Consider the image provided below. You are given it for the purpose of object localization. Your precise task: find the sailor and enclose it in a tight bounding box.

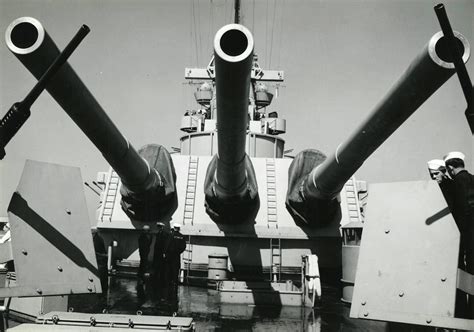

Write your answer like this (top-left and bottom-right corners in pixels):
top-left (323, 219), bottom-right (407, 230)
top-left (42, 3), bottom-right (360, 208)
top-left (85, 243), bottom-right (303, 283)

top-left (427, 159), bottom-right (454, 208)
top-left (427, 159), bottom-right (448, 183)
top-left (137, 225), bottom-right (152, 282)
top-left (165, 223), bottom-right (187, 299)
top-left (444, 151), bottom-right (474, 318)
top-left (152, 222), bottom-right (170, 298)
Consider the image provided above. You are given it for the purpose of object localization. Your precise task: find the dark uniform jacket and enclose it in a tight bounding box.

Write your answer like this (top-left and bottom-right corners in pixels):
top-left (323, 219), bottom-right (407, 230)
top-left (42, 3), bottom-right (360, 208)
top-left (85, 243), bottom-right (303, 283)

top-left (439, 179), bottom-right (455, 210)
top-left (167, 230), bottom-right (186, 257)
top-left (451, 170), bottom-right (474, 270)
top-left (154, 229), bottom-right (170, 259)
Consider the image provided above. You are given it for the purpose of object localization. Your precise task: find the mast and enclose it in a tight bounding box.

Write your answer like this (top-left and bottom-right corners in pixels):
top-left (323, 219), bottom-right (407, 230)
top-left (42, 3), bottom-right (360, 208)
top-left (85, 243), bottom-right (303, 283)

top-left (234, 0), bottom-right (240, 24)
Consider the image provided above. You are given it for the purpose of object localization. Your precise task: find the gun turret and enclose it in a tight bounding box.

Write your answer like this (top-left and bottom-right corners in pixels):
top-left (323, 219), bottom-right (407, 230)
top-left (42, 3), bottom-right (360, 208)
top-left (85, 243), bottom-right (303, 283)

top-left (204, 24), bottom-right (259, 223)
top-left (287, 30), bottom-right (470, 226)
top-left (5, 17), bottom-right (177, 222)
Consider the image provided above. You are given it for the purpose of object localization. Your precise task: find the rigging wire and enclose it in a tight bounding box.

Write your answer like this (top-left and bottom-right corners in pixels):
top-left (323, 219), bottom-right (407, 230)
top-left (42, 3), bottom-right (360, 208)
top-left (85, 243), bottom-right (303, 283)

top-left (269, 0), bottom-right (277, 68)
top-left (192, 0), bottom-right (200, 66)
top-left (185, 1), bottom-right (194, 115)
top-left (197, 0), bottom-right (203, 65)
top-left (207, 0), bottom-right (213, 58)
top-left (189, 1), bottom-right (194, 66)
top-left (252, 0), bottom-right (255, 33)
top-left (224, 0), bottom-right (227, 26)
top-left (277, 0), bottom-right (285, 68)
top-left (265, 0), bottom-right (269, 67)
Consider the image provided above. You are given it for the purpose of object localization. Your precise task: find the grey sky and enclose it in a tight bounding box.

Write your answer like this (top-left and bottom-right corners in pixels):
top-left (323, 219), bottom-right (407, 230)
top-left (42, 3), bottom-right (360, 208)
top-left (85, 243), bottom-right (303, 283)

top-left (1, 0), bottom-right (473, 223)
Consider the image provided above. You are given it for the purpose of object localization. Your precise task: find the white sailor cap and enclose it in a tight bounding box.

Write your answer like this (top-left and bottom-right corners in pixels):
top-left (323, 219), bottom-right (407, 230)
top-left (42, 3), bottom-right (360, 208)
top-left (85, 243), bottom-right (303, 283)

top-left (444, 151), bottom-right (465, 162)
top-left (172, 223), bottom-right (181, 229)
top-left (427, 159), bottom-right (445, 171)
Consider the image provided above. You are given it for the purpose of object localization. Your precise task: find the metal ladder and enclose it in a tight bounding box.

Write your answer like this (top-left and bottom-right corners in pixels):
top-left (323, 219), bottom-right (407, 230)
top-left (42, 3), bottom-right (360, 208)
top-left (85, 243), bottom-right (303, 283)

top-left (266, 159), bottom-right (278, 228)
top-left (100, 170), bottom-right (119, 222)
top-left (344, 177), bottom-right (362, 223)
top-left (183, 156), bottom-right (199, 225)
top-left (270, 238), bottom-right (281, 282)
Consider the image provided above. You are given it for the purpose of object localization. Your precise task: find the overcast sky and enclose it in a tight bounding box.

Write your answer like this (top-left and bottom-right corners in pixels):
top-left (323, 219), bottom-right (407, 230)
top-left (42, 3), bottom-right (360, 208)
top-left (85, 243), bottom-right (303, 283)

top-left (1, 0), bottom-right (473, 223)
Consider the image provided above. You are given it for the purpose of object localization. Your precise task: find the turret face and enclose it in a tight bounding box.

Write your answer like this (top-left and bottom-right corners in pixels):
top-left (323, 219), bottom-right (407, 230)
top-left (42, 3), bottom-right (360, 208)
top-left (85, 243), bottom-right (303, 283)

top-left (120, 144), bottom-right (178, 222)
top-left (286, 149), bottom-right (341, 227)
top-left (204, 24), bottom-right (259, 223)
top-left (6, 17), bottom-right (177, 222)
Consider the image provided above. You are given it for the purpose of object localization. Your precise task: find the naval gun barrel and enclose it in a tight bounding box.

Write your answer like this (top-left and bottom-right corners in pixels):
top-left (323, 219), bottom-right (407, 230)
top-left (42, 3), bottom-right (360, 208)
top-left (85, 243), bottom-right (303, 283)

top-left (5, 17), bottom-right (176, 221)
top-left (305, 31), bottom-right (470, 201)
top-left (204, 24), bottom-right (259, 223)
top-left (214, 24), bottom-right (254, 199)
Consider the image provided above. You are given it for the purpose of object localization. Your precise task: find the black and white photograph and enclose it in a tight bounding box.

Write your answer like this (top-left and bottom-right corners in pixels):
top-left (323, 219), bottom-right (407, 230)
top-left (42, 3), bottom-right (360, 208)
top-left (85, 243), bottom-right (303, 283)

top-left (0, 0), bottom-right (473, 330)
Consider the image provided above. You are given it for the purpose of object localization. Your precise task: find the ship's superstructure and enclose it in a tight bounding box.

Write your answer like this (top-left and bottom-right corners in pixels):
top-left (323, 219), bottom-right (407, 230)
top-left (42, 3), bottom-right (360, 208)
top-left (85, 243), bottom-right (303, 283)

top-left (95, 24), bottom-right (367, 282)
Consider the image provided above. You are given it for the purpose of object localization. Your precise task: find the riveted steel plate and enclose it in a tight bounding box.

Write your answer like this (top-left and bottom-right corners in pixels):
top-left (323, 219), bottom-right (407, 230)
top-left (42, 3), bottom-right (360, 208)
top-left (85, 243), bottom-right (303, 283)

top-left (5, 160), bottom-right (101, 297)
top-left (350, 180), bottom-right (459, 326)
